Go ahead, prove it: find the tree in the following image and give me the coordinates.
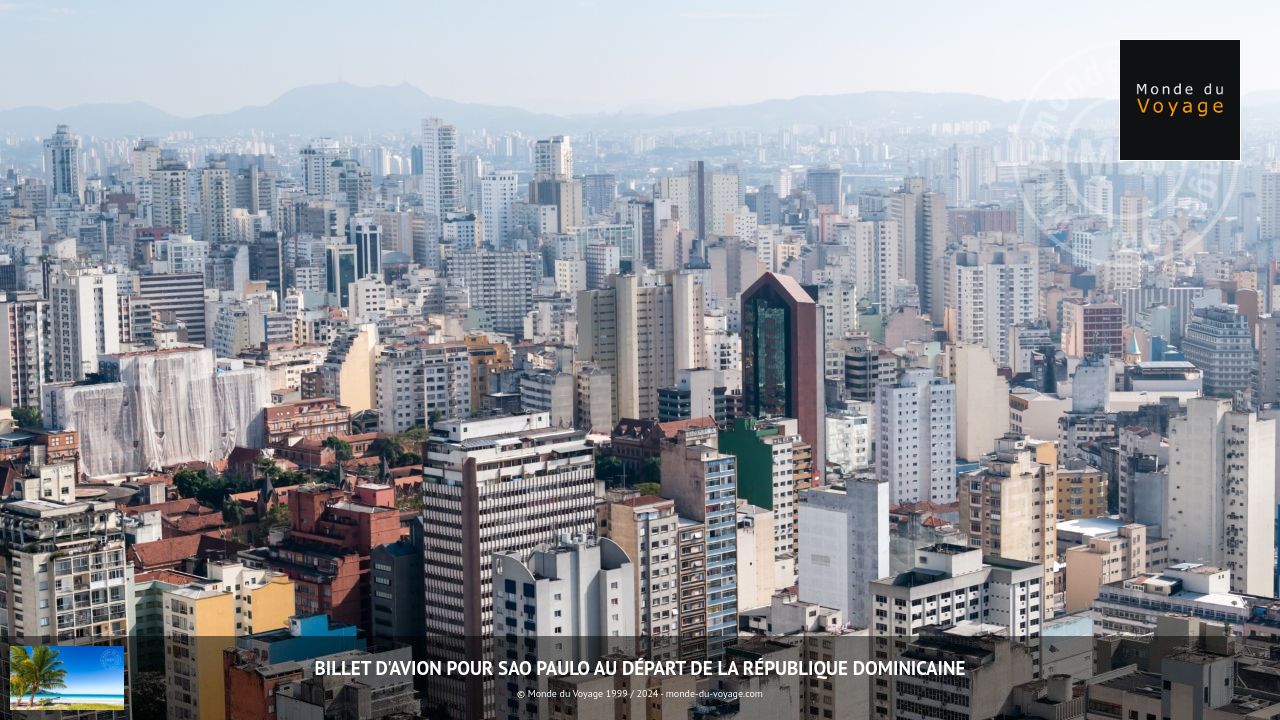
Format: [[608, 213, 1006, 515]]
[[264, 502, 290, 528], [12, 406, 41, 429], [633, 482, 662, 497], [222, 498, 246, 526], [129, 671, 167, 718], [639, 457, 662, 485], [322, 435, 354, 461], [9, 646, 32, 707], [595, 455, 624, 487], [11, 645, 67, 709], [372, 437, 404, 467]]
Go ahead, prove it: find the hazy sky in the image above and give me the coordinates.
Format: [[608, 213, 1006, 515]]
[[0, 0, 1271, 115]]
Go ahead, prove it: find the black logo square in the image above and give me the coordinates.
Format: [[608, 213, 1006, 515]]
[[1120, 39, 1240, 161]]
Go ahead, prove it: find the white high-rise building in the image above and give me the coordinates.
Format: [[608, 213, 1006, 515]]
[[1084, 175, 1114, 226], [151, 160, 191, 234], [534, 135, 573, 179], [0, 292, 48, 411], [375, 341, 471, 432], [421, 413, 596, 718], [48, 266, 120, 382], [479, 171, 519, 247], [492, 537, 634, 720], [578, 271, 706, 420], [826, 411, 872, 472], [299, 138, 344, 196], [0, 462, 133, 646], [869, 545, 1044, 717], [1260, 171, 1280, 241], [44, 124, 83, 203], [1164, 397, 1276, 596], [583, 243, 620, 290], [445, 251, 542, 335], [945, 233, 1038, 368], [876, 368, 957, 504], [421, 118, 459, 248], [201, 161, 233, 245], [797, 475, 889, 628]]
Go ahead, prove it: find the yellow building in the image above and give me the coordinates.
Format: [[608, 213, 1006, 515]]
[[1056, 464, 1108, 519], [1063, 523, 1167, 612], [163, 561, 295, 720], [464, 333, 513, 414], [959, 434, 1058, 597]]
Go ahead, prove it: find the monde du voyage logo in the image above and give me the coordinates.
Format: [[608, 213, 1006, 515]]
[[1120, 40, 1240, 161]]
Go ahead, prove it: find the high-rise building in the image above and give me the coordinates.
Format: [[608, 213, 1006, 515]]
[[582, 173, 617, 216], [578, 271, 706, 420], [201, 160, 233, 244], [135, 271, 207, 345], [421, 413, 596, 718], [740, 272, 825, 473], [0, 457, 132, 716], [1164, 397, 1276, 595], [1061, 299, 1124, 359], [0, 291, 48, 410], [1182, 304, 1255, 398], [162, 562, 295, 720], [492, 537, 634, 720], [1063, 522, 1167, 612], [797, 475, 888, 627], [42, 347, 267, 477], [1119, 192, 1149, 247], [583, 242, 620, 290], [597, 491, 682, 644], [299, 137, 344, 196], [445, 251, 542, 335], [1256, 314, 1280, 408], [421, 118, 459, 250], [945, 233, 1038, 368], [1084, 175, 1114, 225], [719, 417, 809, 569], [479, 171, 519, 248], [375, 340, 471, 432], [1056, 463, 1109, 519], [942, 342, 1011, 462], [888, 180, 948, 321], [44, 124, 83, 203], [805, 166, 842, 212], [876, 368, 957, 504], [958, 434, 1058, 595], [869, 545, 1044, 716], [325, 244, 358, 308], [534, 135, 573, 179], [48, 266, 120, 382], [663, 161, 739, 241], [1261, 171, 1280, 241], [250, 231, 285, 309], [528, 176, 584, 233], [825, 410, 872, 472], [347, 217, 382, 279], [658, 423, 738, 654], [151, 159, 191, 234]]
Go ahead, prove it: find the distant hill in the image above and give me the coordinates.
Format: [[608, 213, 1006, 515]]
[[0, 83, 570, 138], [16, 83, 1280, 138]]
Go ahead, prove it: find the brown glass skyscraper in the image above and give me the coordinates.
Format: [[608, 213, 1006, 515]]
[[740, 272, 825, 475]]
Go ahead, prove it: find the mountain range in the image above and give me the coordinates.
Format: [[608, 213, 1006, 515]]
[[3, 82, 1280, 138]]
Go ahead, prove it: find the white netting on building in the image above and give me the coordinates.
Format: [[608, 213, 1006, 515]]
[[46, 348, 267, 478]]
